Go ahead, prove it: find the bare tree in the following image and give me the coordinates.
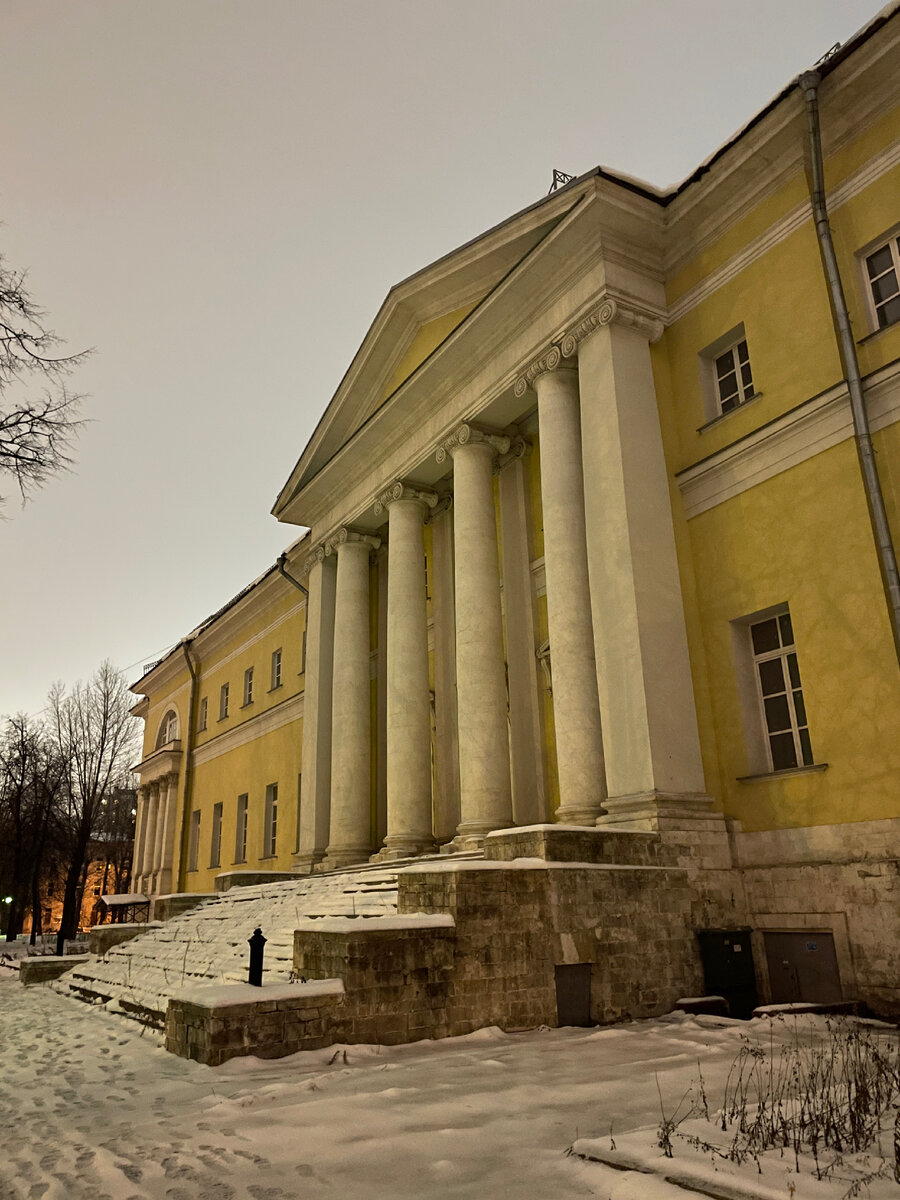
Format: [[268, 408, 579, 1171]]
[[0, 713, 65, 941], [49, 662, 140, 953], [0, 255, 88, 507]]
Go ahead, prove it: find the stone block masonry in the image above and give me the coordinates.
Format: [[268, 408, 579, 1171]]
[[20, 956, 91, 985], [165, 980, 346, 1065]]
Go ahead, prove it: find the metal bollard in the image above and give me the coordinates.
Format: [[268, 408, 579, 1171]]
[[248, 926, 267, 986]]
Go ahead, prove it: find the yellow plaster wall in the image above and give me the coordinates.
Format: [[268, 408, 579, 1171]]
[[184, 718, 304, 893], [380, 303, 479, 401], [684, 434, 900, 831]]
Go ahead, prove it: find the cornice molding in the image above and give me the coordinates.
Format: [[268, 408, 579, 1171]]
[[133, 745, 183, 785], [191, 691, 305, 769], [560, 296, 665, 354], [667, 136, 900, 324], [373, 480, 439, 517], [676, 358, 900, 518], [435, 422, 511, 464]]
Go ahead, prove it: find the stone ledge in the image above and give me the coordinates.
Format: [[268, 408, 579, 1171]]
[[20, 956, 91, 985], [89, 922, 162, 956]]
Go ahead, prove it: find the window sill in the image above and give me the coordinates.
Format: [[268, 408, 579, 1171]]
[[232, 859, 247, 866], [698, 392, 763, 433], [737, 762, 828, 783], [258, 855, 278, 862], [217, 715, 229, 723], [856, 321, 899, 347], [267, 683, 283, 694], [239, 701, 254, 710], [209, 863, 221, 871]]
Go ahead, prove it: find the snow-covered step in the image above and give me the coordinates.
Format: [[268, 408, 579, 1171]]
[[53, 866, 401, 1025]]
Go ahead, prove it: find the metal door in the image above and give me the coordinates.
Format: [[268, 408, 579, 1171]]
[[696, 930, 758, 1018], [555, 963, 592, 1027], [763, 931, 842, 1004]]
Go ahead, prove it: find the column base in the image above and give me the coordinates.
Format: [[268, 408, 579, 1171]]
[[292, 850, 327, 875], [555, 803, 608, 825], [320, 846, 372, 871], [595, 790, 719, 832], [596, 790, 733, 870], [371, 837, 435, 863]]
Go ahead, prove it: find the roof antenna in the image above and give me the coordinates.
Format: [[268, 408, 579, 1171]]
[[548, 169, 576, 194], [816, 42, 841, 65]]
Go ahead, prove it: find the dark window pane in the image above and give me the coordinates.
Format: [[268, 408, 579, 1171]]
[[871, 271, 898, 304], [752, 619, 780, 655], [792, 689, 807, 726], [867, 245, 893, 278], [740, 363, 754, 390], [799, 727, 813, 766], [721, 394, 739, 413], [764, 694, 791, 733], [757, 657, 785, 696], [770, 732, 798, 770], [715, 349, 735, 379], [787, 652, 801, 688], [877, 295, 900, 329], [778, 613, 794, 646], [718, 373, 738, 403], [736, 339, 749, 363]]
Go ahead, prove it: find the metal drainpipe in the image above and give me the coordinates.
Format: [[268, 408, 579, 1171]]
[[799, 70, 900, 667], [176, 638, 198, 892], [276, 552, 309, 599]]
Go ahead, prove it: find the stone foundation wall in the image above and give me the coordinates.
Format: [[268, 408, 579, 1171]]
[[89, 922, 161, 956], [165, 981, 345, 1065], [20, 956, 90, 985], [294, 921, 456, 1044]]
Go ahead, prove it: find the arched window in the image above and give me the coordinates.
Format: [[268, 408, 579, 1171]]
[[156, 710, 179, 748]]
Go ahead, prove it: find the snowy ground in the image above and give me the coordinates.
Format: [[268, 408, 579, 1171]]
[[0, 972, 897, 1200]]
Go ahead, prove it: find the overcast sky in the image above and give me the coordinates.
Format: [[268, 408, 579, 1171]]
[[0, 0, 881, 719]]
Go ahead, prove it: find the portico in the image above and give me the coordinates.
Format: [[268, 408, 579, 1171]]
[[132, 746, 182, 894]]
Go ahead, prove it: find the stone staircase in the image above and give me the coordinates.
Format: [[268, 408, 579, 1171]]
[[54, 865, 403, 1027]]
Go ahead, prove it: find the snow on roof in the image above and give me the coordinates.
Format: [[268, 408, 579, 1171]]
[[100, 894, 150, 905], [294, 913, 455, 934]]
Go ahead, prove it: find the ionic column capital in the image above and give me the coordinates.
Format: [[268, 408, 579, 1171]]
[[373, 480, 439, 517], [436, 422, 510, 465], [325, 527, 382, 556], [561, 296, 665, 354], [513, 346, 575, 397], [425, 493, 453, 523]]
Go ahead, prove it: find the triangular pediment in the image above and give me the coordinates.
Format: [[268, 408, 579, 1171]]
[[274, 186, 588, 522]]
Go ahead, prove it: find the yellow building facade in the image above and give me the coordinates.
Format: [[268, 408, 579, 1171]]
[[131, 11, 900, 1013]]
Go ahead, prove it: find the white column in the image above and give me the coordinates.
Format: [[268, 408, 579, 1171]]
[[430, 499, 460, 842], [497, 438, 549, 826], [142, 783, 160, 892], [563, 300, 707, 821], [516, 350, 607, 823], [437, 424, 512, 840], [157, 773, 178, 894], [152, 781, 167, 884], [295, 547, 337, 873], [324, 527, 381, 868], [375, 481, 437, 857], [132, 786, 149, 889]]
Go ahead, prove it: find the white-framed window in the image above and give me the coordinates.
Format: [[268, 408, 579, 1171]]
[[235, 793, 248, 863], [243, 666, 254, 707], [263, 783, 278, 858], [188, 809, 201, 872], [197, 697, 208, 732], [698, 324, 758, 426], [219, 682, 229, 720], [271, 648, 282, 690], [156, 709, 178, 748], [750, 611, 813, 772], [733, 605, 815, 776], [863, 232, 900, 331], [210, 802, 223, 868]]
